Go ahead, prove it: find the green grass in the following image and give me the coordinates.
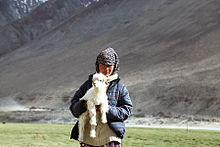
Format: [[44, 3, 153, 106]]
[[0, 123, 220, 147], [0, 123, 77, 147], [123, 127, 220, 147]]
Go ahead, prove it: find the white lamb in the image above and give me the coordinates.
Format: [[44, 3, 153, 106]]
[[78, 73, 118, 139]]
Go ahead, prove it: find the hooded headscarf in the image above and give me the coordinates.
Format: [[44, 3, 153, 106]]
[[95, 47, 120, 75]]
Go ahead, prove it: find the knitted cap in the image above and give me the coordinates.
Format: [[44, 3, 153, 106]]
[[96, 47, 120, 74]]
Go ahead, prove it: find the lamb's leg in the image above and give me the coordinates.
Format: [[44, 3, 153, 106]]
[[78, 112, 87, 140], [100, 103, 108, 123], [90, 125, 96, 138], [87, 101, 97, 126]]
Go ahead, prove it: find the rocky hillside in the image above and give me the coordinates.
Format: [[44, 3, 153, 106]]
[[0, 0, 98, 56], [0, 0, 47, 29], [12, 0, 47, 19], [0, 0, 220, 121], [0, 0, 20, 29]]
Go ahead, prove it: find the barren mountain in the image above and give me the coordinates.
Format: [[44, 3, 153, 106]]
[[0, 0, 47, 29], [0, 0, 85, 56], [0, 0, 19, 29], [0, 0, 220, 122], [12, 0, 47, 18]]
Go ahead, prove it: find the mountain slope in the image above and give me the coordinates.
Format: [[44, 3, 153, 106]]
[[0, 0, 19, 29], [0, 0, 84, 56], [0, 0, 101, 56], [0, 0, 220, 118], [0, 0, 47, 29]]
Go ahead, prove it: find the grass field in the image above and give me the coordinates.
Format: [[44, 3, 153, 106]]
[[0, 123, 220, 147]]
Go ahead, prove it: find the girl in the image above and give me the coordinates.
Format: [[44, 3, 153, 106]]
[[70, 48, 133, 147]]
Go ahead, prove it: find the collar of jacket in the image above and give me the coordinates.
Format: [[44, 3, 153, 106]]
[[108, 75, 120, 91]]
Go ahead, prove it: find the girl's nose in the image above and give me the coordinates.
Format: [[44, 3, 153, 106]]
[[106, 67, 110, 73]]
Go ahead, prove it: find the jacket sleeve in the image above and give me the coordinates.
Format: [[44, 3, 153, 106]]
[[69, 80, 90, 118], [107, 84, 133, 121]]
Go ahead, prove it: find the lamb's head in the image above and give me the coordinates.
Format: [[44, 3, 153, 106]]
[[92, 73, 108, 91]]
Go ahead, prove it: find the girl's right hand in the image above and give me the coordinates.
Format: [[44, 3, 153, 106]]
[[83, 101, 87, 108]]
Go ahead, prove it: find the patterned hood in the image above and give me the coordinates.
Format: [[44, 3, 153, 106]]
[[95, 47, 120, 75]]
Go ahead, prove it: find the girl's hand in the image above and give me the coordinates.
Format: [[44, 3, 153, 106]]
[[83, 101, 87, 108]]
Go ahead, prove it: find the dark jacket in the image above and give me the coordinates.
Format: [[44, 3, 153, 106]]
[[69, 74, 133, 140]]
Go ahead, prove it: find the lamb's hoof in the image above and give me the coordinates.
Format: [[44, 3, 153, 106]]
[[102, 119, 107, 123], [90, 130, 96, 138], [90, 120, 97, 126], [78, 135, 83, 140]]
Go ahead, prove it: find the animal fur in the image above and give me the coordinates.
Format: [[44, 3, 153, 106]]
[[78, 73, 118, 139]]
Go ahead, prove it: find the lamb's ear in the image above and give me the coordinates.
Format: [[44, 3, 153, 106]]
[[107, 74, 118, 82]]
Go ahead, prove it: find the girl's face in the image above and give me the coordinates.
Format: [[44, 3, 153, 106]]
[[99, 64, 114, 77]]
